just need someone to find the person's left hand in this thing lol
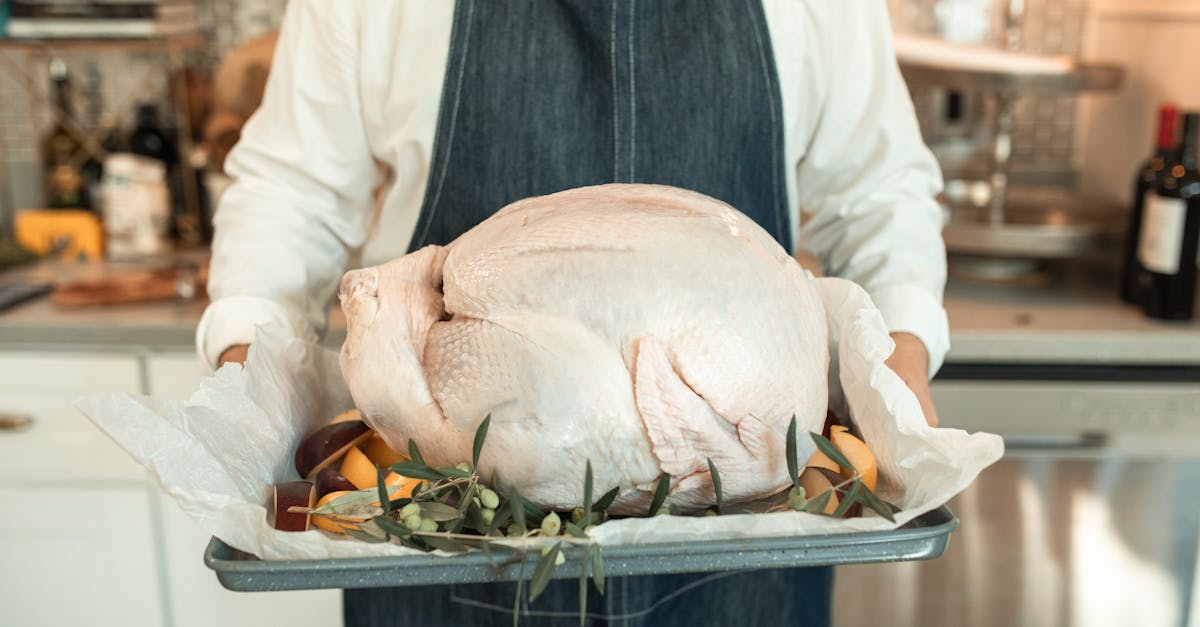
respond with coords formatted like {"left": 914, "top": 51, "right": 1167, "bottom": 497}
{"left": 885, "top": 332, "right": 939, "bottom": 427}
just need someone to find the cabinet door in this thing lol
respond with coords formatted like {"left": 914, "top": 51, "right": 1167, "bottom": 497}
{"left": 159, "top": 497, "right": 343, "bottom": 627}
{"left": 0, "top": 485, "right": 165, "bottom": 627}
{"left": 0, "top": 352, "right": 163, "bottom": 626}
{"left": 0, "top": 352, "right": 145, "bottom": 481}
{"left": 146, "top": 353, "right": 343, "bottom": 627}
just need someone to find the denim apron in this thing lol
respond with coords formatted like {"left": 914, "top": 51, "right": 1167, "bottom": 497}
{"left": 345, "top": 0, "right": 832, "bottom": 624}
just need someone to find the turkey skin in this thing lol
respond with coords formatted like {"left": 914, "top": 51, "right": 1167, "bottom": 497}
{"left": 339, "top": 184, "right": 828, "bottom": 514}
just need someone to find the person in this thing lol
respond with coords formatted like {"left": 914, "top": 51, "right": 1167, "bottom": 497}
{"left": 198, "top": 1, "right": 948, "bottom": 625}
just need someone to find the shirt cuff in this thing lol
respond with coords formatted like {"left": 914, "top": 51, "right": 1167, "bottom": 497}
{"left": 195, "top": 296, "right": 317, "bottom": 371}
{"left": 867, "top": 284, "right": 950, "bottom": 379}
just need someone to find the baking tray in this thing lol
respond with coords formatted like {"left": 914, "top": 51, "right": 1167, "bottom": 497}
{"left": 204, "top": 505, "right": 957, "bottom": 592}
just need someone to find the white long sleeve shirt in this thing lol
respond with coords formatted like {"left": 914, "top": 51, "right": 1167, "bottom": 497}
{"left": 198, "top": 0, "right": 950, "bottom": 376}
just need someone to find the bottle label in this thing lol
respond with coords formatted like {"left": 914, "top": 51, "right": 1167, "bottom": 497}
{"left": 1138, "top": 193, "right": 1187, "bottom": 275}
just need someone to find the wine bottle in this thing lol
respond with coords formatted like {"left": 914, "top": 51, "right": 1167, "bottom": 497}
{"left": 127, "top": 103, "right": 178, "bottom": 166}
{"left": 1139, "top": 112, "right": 1200, "bottom": 321}
{"left": 40, "top": 58, "right": 87, "bottom": 209}
{"left": 1120, "top": 103, "right": 1178, "bottom": 303}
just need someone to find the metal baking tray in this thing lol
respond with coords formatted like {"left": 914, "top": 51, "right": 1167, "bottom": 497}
{"left": 204, "top": 505, "right": 957, "bottom": 592}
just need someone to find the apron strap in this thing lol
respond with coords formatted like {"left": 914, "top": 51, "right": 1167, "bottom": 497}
{"left": 409, "top": 0, "right": 791, "bottom": 251}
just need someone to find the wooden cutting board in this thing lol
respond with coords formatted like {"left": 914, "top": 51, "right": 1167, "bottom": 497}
{"left": 52, "top": 266, "right": 205, "bottom": 307}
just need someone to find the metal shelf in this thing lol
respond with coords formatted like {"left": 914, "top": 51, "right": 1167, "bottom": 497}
{"left": 900, "top": 60, "right": 1125, "bottom": 96}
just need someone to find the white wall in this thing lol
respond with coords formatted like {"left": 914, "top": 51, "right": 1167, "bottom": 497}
{"left": 1077, "top": 0, "right": 1200, "bottom": 208}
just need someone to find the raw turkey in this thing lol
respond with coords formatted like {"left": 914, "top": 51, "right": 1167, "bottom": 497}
{"left": 339, "top": 184, "right": 829, "bottom": 514}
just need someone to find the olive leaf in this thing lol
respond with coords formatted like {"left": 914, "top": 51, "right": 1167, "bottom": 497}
{"left": 408, "top": 439, "right": 426, "bottom": 466}
{"left": 375, "top": 466, "right": 392, "bottom": 514}
{"left": 419, "top": 501, "right": 463, "bottom": 522}
{"left": 582, "top": 461, "right": 594, "bottom": 527}
{"left": 438, "top": 466, "right": 474, "bottom": 479}
{"left": 509, "top": 485, "right": 527, "bottom": 534}
{"left": 489, "top": 501, "right": 512, "bottom": 534}
{"left": 389, "top": 461, "right": 446, "bottom": 482}
{"left": 832, "top": 480, "right": 862, "bottom": 518}
{"left": 786, "top": 415, "right": 799, "bottom": 489}
{"left": 529, "top": 543, "right": 562, "bottom": 603}
{"left": 592, "top": 486, "right": 619, "bottom": 515}
{"left": 857, "top": 484, "right": 897, "bottom": 523}
{"left": 804, "top": 489, "right": 833, "bottom": 515}
{"left": 345, "top": 527, "right": 389, "bottom": 544}
{"left": 473, "top": 414, "right": 491, "bottom": 469}
{"left": 564, "top": 522, "right": 587, "bottom": 539}
{"left": 648, "top": 472, "right": 670, "bottom": 516}
{"left": 372, "top": 515, "right": 413, "bottom": 540}
{"left": 811, "top": 432, "right": 856, "bottom": 474}
{"left": 706, "top": 457, "right": 723, "bottom": 512}
{"left": 590, "top": 543, "right": 605, "bottom": 595}
{"left": 311, "top": 488, "right": 384, "bottom": 519}
{"left": 579, "top": 546, "right": 591, "bottom": 626}
{"left": 522, "top": 500, "right": 547, "bottom": 526}
{"left": 513, "top": 558, "right": 526, "bottom": 627}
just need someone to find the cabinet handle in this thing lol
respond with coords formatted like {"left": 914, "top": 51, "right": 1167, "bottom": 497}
{"left": 0, "top": 414, "right": 34, "bottom": 431}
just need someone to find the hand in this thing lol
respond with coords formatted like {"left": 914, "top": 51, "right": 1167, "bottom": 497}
{"left": 219, "top": 344, "right": 250, "bottom": 367}
{"left": 884, "top": 332, "right": 939, "bottom": 427}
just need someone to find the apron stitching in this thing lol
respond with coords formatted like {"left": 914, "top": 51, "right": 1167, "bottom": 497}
{"left": 627, "top": 0, "right": 637, "bottom": 183}
{"left": 414, "top": 0, "right": 477, "bottom": 249}
{"left": 744, "top": 0, "right": 786, "bottom": 250}
{"left": 610, "top": 0, "right": 620, "bottom": 183}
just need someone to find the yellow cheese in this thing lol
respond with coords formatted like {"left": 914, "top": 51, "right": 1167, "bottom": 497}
{"left": 14, "top": 209, "right": 104, "bottom": 261}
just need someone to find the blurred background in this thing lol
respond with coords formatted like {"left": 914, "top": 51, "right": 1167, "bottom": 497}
{"left": 0, "top": 1, "right": 1197, "bottom": 627}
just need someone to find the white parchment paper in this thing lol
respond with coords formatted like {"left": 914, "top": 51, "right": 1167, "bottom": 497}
{"left": 78, "top": 277, "right": 1003, "bottom": 560}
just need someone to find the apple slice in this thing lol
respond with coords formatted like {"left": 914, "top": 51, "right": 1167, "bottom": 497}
{"left": 315, "top": 467, "right": 358, "bottom": 497}
{"left": 272, "top": 480, "right": 316, "bottom": 531}
{"left": 294, "top": 420, "right": 373, "bottom": 479}
{"left": 829, "top": 425, "right": 878, "bottom": 492}
{"left": 339, "top": 446, "right": 378, "bottom": 490}
{"left": 363, "top": 432, "right": 406, "bottom": 468}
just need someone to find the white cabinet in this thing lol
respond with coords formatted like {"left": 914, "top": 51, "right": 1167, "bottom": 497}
{"left": 0, "top": 352, "right": 164, "bottom": 627}
{"left": 145, "top": 353, "right": 343, "bottom": 627}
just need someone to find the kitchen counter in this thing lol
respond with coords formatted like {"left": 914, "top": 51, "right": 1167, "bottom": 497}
{"left": 2, "top": 256, "right": 1198, "bottom": 364}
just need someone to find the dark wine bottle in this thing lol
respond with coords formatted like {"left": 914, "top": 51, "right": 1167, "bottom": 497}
{"left": 1139, "top": 112, "right": 1200, "bottom": 321}
{"left": 40, "top": 59, "right": 88, "bottom": 209}
{"left": 1120, "top": 103, "right": 1178, "bottom": 303}
{"left": 127, "top": 103, "right": 178, "bottom": 166}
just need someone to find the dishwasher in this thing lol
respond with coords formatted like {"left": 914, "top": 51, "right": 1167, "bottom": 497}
{"left": 832, "top": 362, "right": 1200, "bottom": 627}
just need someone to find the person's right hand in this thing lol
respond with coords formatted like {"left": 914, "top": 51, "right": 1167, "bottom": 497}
{"left": 219, "top": 344, "right": 250, "bottom": 366}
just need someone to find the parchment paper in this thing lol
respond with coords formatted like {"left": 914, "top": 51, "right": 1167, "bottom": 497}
{"left": 78, "top": 277, "right": 1003, "bottom": 560}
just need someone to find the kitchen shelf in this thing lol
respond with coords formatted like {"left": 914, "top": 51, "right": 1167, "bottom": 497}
{"left": 899, "top": 60, "right": 1124, "bottom": 95}
{"left": 0, "top": 32, "right": 208, "bottom": 52}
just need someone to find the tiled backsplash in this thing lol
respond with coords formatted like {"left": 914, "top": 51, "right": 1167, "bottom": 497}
{"left": 893, "top": 0, "right": 1088, "bottom": 187}
{"left": 0, "top": 0, "right": 286, "bottom": 228}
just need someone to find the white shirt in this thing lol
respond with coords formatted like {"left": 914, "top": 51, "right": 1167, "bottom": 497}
{"left": 198, "top": 0, "right": 950, "bottom": 376}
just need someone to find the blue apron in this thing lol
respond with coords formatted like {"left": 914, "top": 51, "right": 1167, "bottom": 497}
{"left": 347, "top": 1, "right": 831, "bottom": 625}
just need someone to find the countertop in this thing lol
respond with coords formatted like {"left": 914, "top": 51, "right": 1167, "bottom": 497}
{"left": 2, "top": 255, "right": 1198, "bottom": 366}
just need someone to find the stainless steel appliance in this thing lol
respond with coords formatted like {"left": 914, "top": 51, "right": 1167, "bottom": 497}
{"left": 832, "top": 273, "right": 1200, "bottom": 627}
